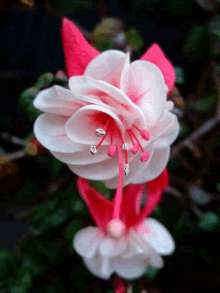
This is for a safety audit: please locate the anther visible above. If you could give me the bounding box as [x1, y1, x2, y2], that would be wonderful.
[140, 129, 150, 141]
[107, 145, 117, 157]
[131, 144, 139, 154]
[95, 128, 106, 137]
[124, 164, 130, 175]
[90, 145, 97, 155]
[140, 151, 150, 162]
[122, 143, 129, 151]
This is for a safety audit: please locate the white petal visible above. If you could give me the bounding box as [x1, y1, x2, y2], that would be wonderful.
[121, 60, 167, 128]
[99, 236, 128, 257]
[165, 101, 174, 112]
[34, 113, 87, 153]
[113, 255, 147, 280]
[129, 230, 164, 269]
[69, 76, 146, 129]
[51, 146, 108, 165]
[131, 146, 170, 184]
[33, 85, 86, 116]
[84, 50, 127, 87]
[73, 227, 103, 259]
[141, 218, 175, 256]
[65, 104, 125, 145]
[83, 254, 114, 279]
[68, 156, 119, 181]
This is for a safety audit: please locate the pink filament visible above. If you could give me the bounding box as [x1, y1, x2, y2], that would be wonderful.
[113, 141, 124, 219]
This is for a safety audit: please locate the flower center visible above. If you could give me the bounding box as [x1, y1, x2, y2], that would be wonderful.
[89, 116, 151, 221]
[90, 118, 151, 175]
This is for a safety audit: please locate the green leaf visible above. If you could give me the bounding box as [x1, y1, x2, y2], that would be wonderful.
[0, 247, 19, 278]
[209, 15, 220, 37]
[65, 219, 84, 248]
[9, 268, 32, 293]
[126, 28, 144, 51]
[34, 72, 55, 89]
[193, 92, 217, 112]
[19, 87, 41, 121]
[51, 158, 64, 180]
[45, 208, 68, 227]
[89, 180, 111, 199]
[198, 212, 220, 231]
[173, 218, 187, 239]
[145, 266, 159, 280]
[183, 25, 208, 60]
[179, 122, 190, 138]
[71, 197, 88, 214]
[22, 255, 45, 277]
[175, 66, 185, 84]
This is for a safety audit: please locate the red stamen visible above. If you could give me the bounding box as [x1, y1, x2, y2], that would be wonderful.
[127, 130, 139, 154]
[133, 124, 150, 141]
[129, 129, 144, 152]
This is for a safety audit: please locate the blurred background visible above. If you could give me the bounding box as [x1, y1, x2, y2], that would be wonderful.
[0, 0, 220, 292]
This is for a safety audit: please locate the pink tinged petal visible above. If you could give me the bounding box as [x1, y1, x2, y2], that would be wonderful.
[141, 218, 175, 256]
[113, 255, 147, 280]
[140, 44, 175, 95]
[122, 60, 167, 128]
[77, 178, 113, 231]
[33, 113, 85, 153]
[62, 18, 99, 77]
[73, 227, 102, 258]
[68, 76, 146, 129]
[84, 50, 127, 88]
[33, 85, 86, 116]
[51, 146, 109, 165]
[84, 254, 114, 279]
[69, 156, 119, 181]
[131, 146, 170, 184]
[65, 104, 125, 145]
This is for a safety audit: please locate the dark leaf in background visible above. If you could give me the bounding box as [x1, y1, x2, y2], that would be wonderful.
[198, 212, 220, 231]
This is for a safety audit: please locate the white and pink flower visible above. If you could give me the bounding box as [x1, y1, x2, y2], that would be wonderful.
[73, 171, 175, 280]
[33, 18, 179, 191]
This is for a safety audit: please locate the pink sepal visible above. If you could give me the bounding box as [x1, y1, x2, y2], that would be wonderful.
[62, 18, 100, 77]
[77, 177, 113, 232]
[140, 44, 175, 95]
[121, 184, 144, 229]
[114, 275, 127, 293]
[135, 169, 169, 227]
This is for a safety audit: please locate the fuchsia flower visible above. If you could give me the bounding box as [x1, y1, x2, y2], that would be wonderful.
[73, 170, 175, 280]
[33, 18, 179, 193]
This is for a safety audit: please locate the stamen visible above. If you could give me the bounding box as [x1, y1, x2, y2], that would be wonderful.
[107, 144, 117, 157]
[127, 130, 139, 154]
[130, 129, 150, 163]
[140, 151, 150, 162]
[90, 145, 97, 154]
[133, 124, 151, 141]
[95, 128, 106, 137]
[122, 143, 129, 151]
[124, 164, 130, 176]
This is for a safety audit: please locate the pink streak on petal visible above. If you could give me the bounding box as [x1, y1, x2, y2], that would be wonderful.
[77, 177, 113, 232]
[62, 18, 100, 77]
[140, 43, 175, 95]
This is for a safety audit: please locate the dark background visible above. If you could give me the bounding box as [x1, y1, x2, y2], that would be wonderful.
[1, 1, 220, 292]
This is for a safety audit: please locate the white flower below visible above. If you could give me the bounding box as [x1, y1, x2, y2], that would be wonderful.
[73, 218, 175, 280]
